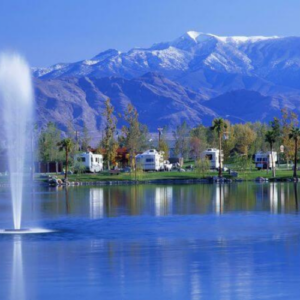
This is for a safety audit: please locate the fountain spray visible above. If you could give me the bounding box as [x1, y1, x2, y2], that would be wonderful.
[0, 53, 34, 231]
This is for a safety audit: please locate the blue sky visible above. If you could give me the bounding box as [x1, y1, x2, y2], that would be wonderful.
[0, 0, 299, 67]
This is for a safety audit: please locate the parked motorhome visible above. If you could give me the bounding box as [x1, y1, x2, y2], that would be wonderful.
[254, 151, 277, 170]
[200, 148, 223, 169]
[135, 149, 164, 171]
[74, 152, 103, 173]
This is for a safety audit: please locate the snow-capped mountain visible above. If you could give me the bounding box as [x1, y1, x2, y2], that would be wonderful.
[32, 31, 300, 135]
[33, 31, 300, 91]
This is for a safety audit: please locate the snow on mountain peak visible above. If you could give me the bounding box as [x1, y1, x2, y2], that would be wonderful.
[215, 35, 279, 44]
[182, 31, 280, 44]
[186, 31, 201, 41]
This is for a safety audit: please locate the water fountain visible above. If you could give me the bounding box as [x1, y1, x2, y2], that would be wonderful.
[0, 53, 34, 233]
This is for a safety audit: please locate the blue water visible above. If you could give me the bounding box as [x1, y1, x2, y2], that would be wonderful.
[0, 183, 300, 299]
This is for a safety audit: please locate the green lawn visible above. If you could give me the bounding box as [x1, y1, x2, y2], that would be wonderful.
[48, 168, 295, 182]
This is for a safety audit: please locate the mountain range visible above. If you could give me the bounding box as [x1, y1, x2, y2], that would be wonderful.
[33, 31, 300, 136]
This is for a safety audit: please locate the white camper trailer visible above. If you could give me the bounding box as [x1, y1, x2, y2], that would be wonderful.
[135, 149, 164, 171]
[254, 151, 277, 170]
[200, 148, 223, 169]
[74, 152, 103, 173]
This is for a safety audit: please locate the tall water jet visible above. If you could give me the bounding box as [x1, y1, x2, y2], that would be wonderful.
[0, 53, 34, 230]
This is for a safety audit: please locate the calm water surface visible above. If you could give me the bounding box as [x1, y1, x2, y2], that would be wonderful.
[0, 183, 300, 300]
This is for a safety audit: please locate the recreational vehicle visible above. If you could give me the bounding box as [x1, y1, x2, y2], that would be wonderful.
[254, 151, 277, 170]
[74, 152, 103, 173]
[200, 148, 223, 169]
[135, 149, 164, 171]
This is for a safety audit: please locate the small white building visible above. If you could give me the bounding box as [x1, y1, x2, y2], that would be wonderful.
[200, 148, 223, 169]
[74, 152, 103, 173]
[135, 149, 164, 171]
[254, 151, 277, 170]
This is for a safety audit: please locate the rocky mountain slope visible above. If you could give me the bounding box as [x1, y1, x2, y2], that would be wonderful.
[33, 32, 300, 134]
[34, 73, 217, 133]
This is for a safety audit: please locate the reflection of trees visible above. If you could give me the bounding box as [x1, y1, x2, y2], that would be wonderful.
[65, 187, 69, 214]
[294, 183, 298, 211]
[37, 183, 300, 217]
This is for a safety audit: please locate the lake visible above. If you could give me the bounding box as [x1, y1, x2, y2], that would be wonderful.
[0, 183, 299, 300]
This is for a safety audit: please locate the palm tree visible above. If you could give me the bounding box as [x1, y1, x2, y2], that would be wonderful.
[265, 130, 276, 178]
[57, 138, 73, 180]
[289, 127, 300, 178]
[211, 118, 227, 177]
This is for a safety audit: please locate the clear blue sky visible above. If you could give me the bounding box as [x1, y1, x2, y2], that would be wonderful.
[0, 0, 299, 67]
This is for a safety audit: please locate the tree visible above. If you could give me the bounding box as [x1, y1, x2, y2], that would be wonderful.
[38, 122, 62, 162]
[102, 99, 118, 170]
[189, 136, 202, 160]
[173, 121, 190, 159]
[232, 153, 252, 178]
[281, 108, 298, 165]
[121, 103, 149, 167]
[211, 118, 227, 177]
[233, 123, 257, 156]
[190, 125, 208, 159]
[265, 119, 281, 178]
[81, 123, 91, 152]
[66, 119, 80, 159]
[249, 122, 269, 154]
[57, 138, 73, 180]
[158, 128, 169, 160]
[265, 130, 276, 177]
[289, 127, 300, 178]
[195, 157, 210, 178]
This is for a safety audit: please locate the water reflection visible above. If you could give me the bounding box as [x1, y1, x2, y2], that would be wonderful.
[89, 189, 104, 219]
[270, 183, 279, 214]
[22, 183, 300, 220]
[11, 236, 25, 300]
[1, 183, 300, 299]
[280, 183, 285, 213]
[154, 187, 173, 216]
[214, 184, 225, 214]
[294, 183, 298, 211]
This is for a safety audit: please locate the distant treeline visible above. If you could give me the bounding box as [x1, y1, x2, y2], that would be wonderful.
[36, 101, 300, 170]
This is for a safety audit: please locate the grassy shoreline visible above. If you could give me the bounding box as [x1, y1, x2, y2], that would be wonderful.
[46, 169, 296, 183]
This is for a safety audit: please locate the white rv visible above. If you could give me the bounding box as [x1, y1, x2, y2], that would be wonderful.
[74, 152, 103, 173]
[254, 151, 277, 170]
[135, 149, 164, 171]
[200, 148, 223, 169]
